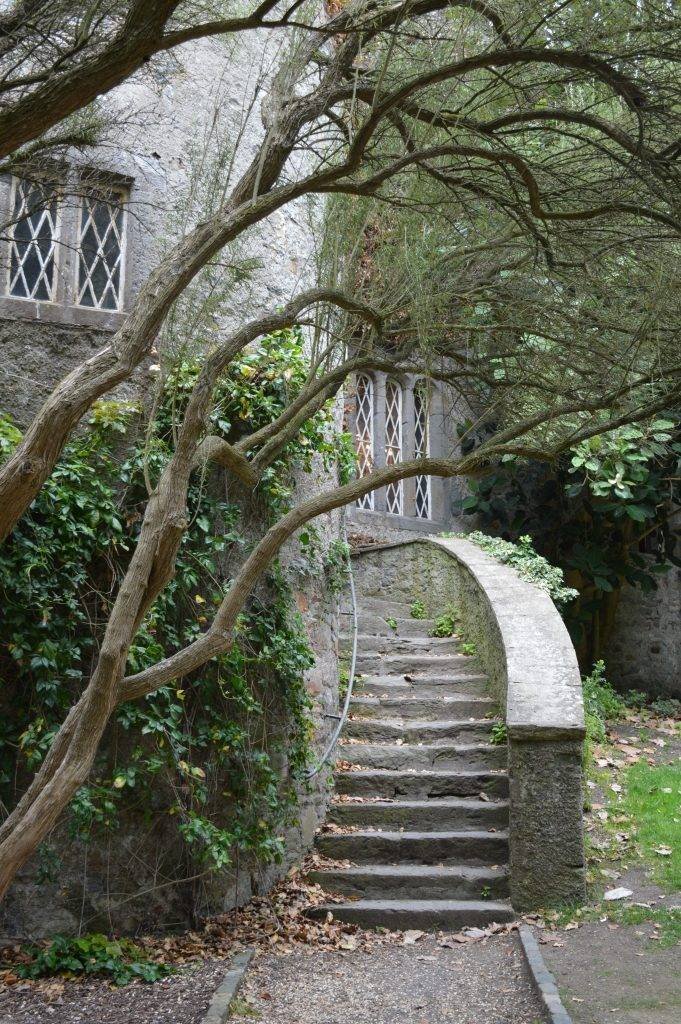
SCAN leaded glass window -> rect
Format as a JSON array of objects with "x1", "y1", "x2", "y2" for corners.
[
  {"x1": 355, "y1": 374, "x2": 374, "y2": 510},
  {"x1": 385, "y1": 379, "x2": 403, "y2": 515},
  {"x1": 76, "y1": 188, "x2": 126, "y2": 310},
  {"x1": 8, "y1": 179, "x2": 59, "y2": 301},
  {"x1": 414, "y1": 381, "x2": 431, "y2": 519}
]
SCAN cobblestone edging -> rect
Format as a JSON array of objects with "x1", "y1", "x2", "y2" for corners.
[
  {"x1": 518, "y1": 926, "x2": 573, "y2": 1024},
  {"x1": 202, "y1": 949, "x2": 255, "y2": 1024}
]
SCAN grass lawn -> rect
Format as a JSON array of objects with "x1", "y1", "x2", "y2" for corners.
[{"x1": 618, "y1": 761, "x2": 681, "y2": 890}]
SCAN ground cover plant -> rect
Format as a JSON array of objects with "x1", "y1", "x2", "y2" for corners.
[{"x1": 11, "y1": 934, "x2": 173, "y2": 986}]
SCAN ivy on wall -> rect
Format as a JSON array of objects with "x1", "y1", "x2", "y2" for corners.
[{"x1": 0, "y1": 328, "x2": 350, "y2": 890}]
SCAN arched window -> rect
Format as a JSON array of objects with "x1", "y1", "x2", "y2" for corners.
[
  {"x1": 385, "y1": 378, "x2": 403, "y2": 515},
  {"x1": 354, "y1": 374, "x2": 374, "y2": 510},
  {"x1": 413, "y1": 381, "x2": 431, "y2": 519}
]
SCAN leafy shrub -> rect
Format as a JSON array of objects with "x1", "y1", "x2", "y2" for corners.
[
  {"x1": 463, "y1": 532, "x2": 579, "y2": 609},
  {"x1": 14, "y1": 933, "x2": 173, "y2": 986},
  {"x1": 582, "y1": 661, "x2": 626, "y2": 746},
  {"x1": 459, "y1": 641, "x2": 477, "y2": 656},
  {"x1": 650, "y1": 697, "x2": 681, "y2": 719},
  {"x1": 410, "y1": 599, "x2": 427, "y2": 619}
]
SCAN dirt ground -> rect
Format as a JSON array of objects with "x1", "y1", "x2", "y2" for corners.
[
  {"x1": 541, "y1": 881, "x2": 681, "y2": 1024},
  {"x1": 0, "y1": 958, "x2": 228, "y2": 1024}
]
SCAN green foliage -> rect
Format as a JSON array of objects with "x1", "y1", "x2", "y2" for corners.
[
  {"x1": 582, "y1": 661, "x2": 626, "y2": 747},
  {"x1": 459, "y1": 641, "x2": 477, "y2": 656},
  {"x1": 489, "y1": 722, "x2": 507, "y2": 746},
  {"x1": 0, "y1": 328, "x2": 348, "y2": 881},
  {"x1": 617, "y1": 762, "x2": 681, "y2": 891},
  {"x1": 13, "y1": 933, "x2": 173, "y2": 986},
  {"x1": 569, "y1": 420, "x2": 678, "y2": 510},
  {"x1": 455, "y1": 416, "x2": 680, "y2": 659},
  {"x1": 463, "y1": 532, "x2": 579, "y2": 610},
  {"x1": 410, "y1": 599, "x2": 427, "y2": 619},
  {"x1": 429, "y1": 606, "x2": 460, "y2": 638},
  {"x1": 323, "y1": 539, "x2": 350, "y2": 596},
  {"x1": 650, "y1": 697, "x2": 681, "y2": 720},
  {"x1": 386, "y1": 616, "x2": 398, "y2": 632}
]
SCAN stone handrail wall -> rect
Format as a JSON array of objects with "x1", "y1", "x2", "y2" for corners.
[{"x1": 350, "y1": 537, "x2": 586, "y2": 911}]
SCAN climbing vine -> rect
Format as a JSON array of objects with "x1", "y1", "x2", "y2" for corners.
[{"x1": 0, "y1": 328, "x2": 346, "y2": 892}]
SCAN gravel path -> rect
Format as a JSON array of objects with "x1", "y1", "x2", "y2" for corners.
[
  {"x1": 0, "y1": 959, "x2": 228, "y2": 1024},
  {"x1": 237, "y1": 935, "x2": 544, "y2": 1024}
]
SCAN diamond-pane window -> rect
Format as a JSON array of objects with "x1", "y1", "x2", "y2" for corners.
[
  {"x1": 355, "y1": 374, "x2": 374, "y2": 510},
  {"x1": 77, "y1": 189, "x2": 125, "y2": 310},
  {"x1": 385, "y1": 379, "x2": 403, "y2": 515},
  {"x1": 414, "y1": 381, "x2": 431, "y2": 519},
  {"x1": 8, "y1": 179, "x2": 59, "y2": 301}
]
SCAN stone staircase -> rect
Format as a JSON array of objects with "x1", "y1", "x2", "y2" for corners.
[{"x1": 307, "y1": 595, "x2": 514, "y2": 931}]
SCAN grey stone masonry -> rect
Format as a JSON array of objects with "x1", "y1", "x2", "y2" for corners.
[
  {"x1": 344, "y1": 539, "x2": 586, "y2": 912},
  {"x1": 308, "y1": 592, "x2": 513, "y2": 931}
]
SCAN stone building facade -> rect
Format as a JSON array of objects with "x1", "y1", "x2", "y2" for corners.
[{"x1": 605, "y1": 562, "x2": 681, "y2": 699}]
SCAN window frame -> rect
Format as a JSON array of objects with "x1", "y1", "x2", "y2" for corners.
[
  {"x1": 384, "y1": 377, "x2": 404, "y2": 516},
  {"x1": 0, "y1": 166, "x2": 134, "y2": 330},
  {"x1": 354, "y1": 372, "x2": 375, "y2": 510},
  {"x1": 74, "y1": 181, "x2": 129, "y2": 313},
  {"x1": 413, "y1": 379, "x2": 432, "y2": 520},
  {"x1": 6, "y1": 175, "x2": 63, "y2": 304}
]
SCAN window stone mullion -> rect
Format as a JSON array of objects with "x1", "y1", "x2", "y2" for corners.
[
  {"x1": 372, "y1": 371, "x2": 388, "y2": 512},
  {"x1": 402, "y1": 375, "x2": 417, "y2": 517}
]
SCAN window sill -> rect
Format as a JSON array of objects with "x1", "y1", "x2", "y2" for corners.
[
  {"x1": 348, "y1": 507, "x2": 445, "y2": 534},
  {"x1": 0, "y1": 295, "x2": 126, "y2": 332}
]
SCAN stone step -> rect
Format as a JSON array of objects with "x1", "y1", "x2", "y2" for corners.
[
  {"x1": 355, "y1": 674, "x2": 489, "y2": 698},
  {"x1": 337, "y1": 741, "x2": 506, "y2": 771},
  {"x1": 341, "y1": 612, "x2": 436, "y2": 638},
  {"x1": 307, "y1": 898, "x2": 513, "y2": 930},
  {"x1": 307, "y1": 863, "x2": 510, "y2": 900},
  {"x1": 342, "y1": 596, "x2": 415, "y2": 619},
  {"x1": 355, "y1": 652, "x2": 481, "y2": 675},
  {"x1": 328, "y1": 797, "x2": 509, "y2": 830},
  {"x1": 345, "y1": 717, "x2": 496, "y2": 743},
  {"x1": 340, "y1": 635, "x2": 461, "y2": 657},
  {"x1": 315, "y1": 829, "x2": 509, "y2": 865},
  {"x1": 349, "y1": 695, "x2": 496, "y2": 720},
  {"x1": 334, "y1": 768, "x2": 509, "y2": 800}
]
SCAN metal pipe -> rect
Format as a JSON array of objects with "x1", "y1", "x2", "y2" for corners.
[{"x1": 305, "y1": 524, "x2": 358, "y2": 779}]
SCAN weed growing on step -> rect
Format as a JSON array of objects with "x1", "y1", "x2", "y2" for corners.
[
  {"x1": 490, "y1": 722, "x2": 508, "y2": 746},
  {"x1": 429, "y1": 606, "x2": 460, "y2": 638},
  {"x1": 410, "y1": 599, "x2": 427, "y2": 619},
  {"x1": 459, "y1": 640, "x2": 478, "y2": 656},
  {"x1": 12, "y1": 934, "x2": 173, "y2": 986},
  {"x1": 386, "y1": 616, "x2": 398, "y2": 632}
]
